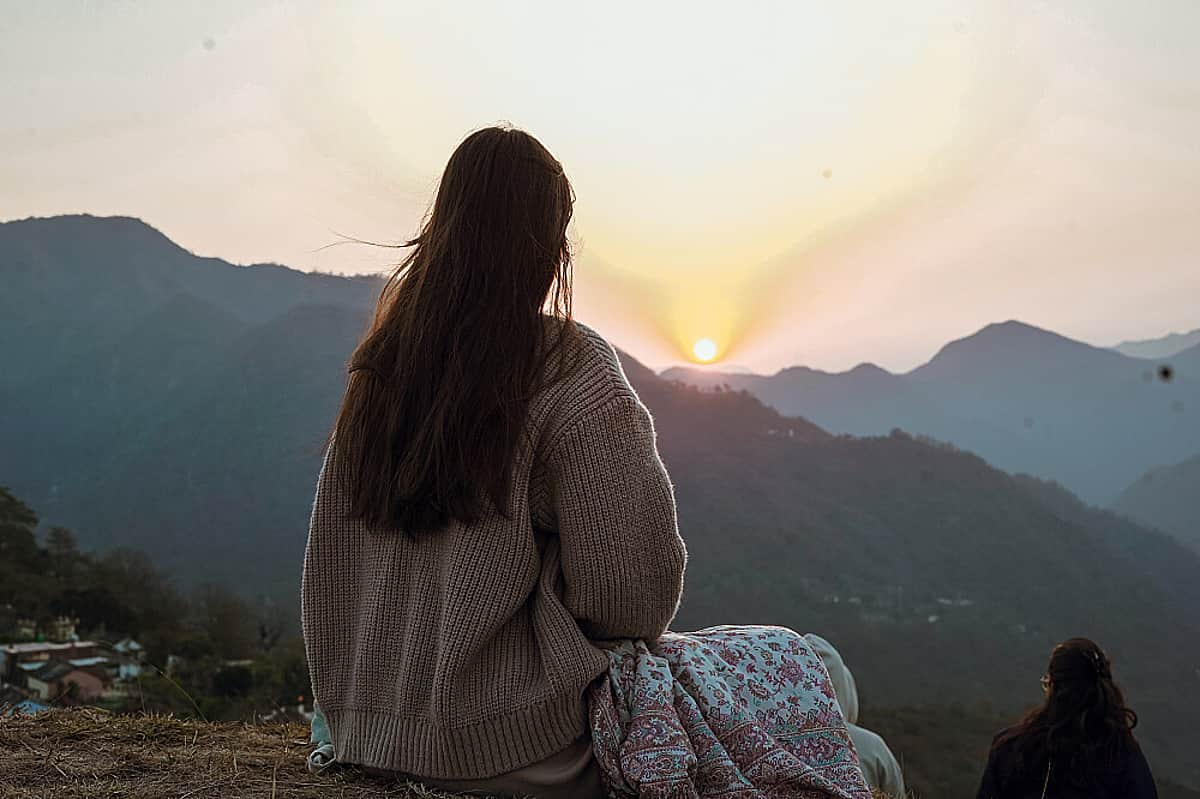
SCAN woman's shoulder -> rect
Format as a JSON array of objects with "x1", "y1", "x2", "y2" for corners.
[
  {"x1": 553, "y1": 317, "x2": 620, "y2": 366},
  {"x1": 533, "y1": 318, "x2": 645, "y2": 441},
  {"x1": 990, "y1": 726, "x2": 1017, "y2": 745},
  {"x1": 544, "y1": 318, "x2": 637, "y2": 396},
  {"x1": 981, "y1": 727, "x2": 1024, "y2": 776}
]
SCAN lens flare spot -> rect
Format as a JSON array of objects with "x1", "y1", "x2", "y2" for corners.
[{"x1": 692, "y1": 338, "x2": 718, "y2": 362}]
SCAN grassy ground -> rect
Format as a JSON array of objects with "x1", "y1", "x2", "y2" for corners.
[
  {"x1": 0, "y1": 707, "x2": 904, "y2": 799},
  {"x1": 0, "y1": 707, "x2": 473, "y2": 799},
  {"x1": 5, "y1": 705, "x2": 1192, "y2": 798}
]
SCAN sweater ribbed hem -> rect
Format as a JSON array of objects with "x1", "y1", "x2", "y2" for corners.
[{"x1": 324, "y1": 692, "x2": 591, "y2": 779}]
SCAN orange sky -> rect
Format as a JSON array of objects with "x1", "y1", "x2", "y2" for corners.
[{"x1": 3, "y1": 2, "x2": 1198, "y2": 372}]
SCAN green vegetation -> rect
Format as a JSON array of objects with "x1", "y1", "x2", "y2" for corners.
[
  {"x1": 0, "y1": 486, "x2": 309, "y2": 722},
  {"x1": 1115, "y1": 453, "x2": 1200, "y2": 553}
]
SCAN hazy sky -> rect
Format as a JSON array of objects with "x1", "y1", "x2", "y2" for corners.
[{"x1": 3, "y1": 1, "x2": 1198, "y2": 372}]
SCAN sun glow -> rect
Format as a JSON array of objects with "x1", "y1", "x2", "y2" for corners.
[
  {"x1": 303, "y1": 2, "x2": 986, "y2": 366},
  {"x1": 692, "y1": 338, "x2": 718, "y2": 363}
]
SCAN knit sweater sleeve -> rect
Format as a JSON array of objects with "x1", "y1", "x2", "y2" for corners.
[{"x1": 546, "y1": 394, "x2": 687, "y2": 642}]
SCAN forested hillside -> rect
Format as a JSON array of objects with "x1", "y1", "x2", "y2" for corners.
[
  {"x1": 1114, "y1": 454, "x2": 1200, "y2": 552},
  {"x1": 665, "y1": 321, "x2": 1199, "y2": 505}
]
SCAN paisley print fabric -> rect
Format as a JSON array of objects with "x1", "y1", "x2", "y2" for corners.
[{"x1": 587, "y1": 625, "x2": 872, "y2": 799}]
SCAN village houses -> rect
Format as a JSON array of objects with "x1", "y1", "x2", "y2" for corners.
[{"x1": 0, "y1": 616, "x2": 146, "y2": 712}]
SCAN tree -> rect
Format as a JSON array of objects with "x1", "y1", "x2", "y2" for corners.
[
  {"x1": 45, "y1": 526, "x2": 78, "y2": 559},
  {"x1": 0, "y1": 486, "x2": 40, "y2": 564},
  {"x1": 250, "y1": 637, "x2": 311, "y2": 708},
  {"x1": 0, "y1": 486, "x2": 45, "y2": 615},
  {"x1": 195, "y1": 585, "x2": 257, "y2": 660},
  {"x1": 50, "y1": 587, "x2": 136, "y2": 636},
  {"x1": 256, "y1": 599, "x2": 289, "y2": 652},
  {"x1": 90, "y1": 547, "x2": 188, "y2": 659},
  {"x1": 46, "y1": 526, "x2": 81, "y2": 587},
  {"x1": 213, "y1": 665, "x2": 253, "y2": 698}
]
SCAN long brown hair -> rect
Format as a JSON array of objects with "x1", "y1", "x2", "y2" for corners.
[
  {"x1": 993, "y1": 638, "x2": 1138, "y2": 790},
  {"x1": 331, "y1": 126, "x2": 579, "y2": 535}
]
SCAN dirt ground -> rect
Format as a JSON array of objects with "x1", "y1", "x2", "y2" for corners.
[{"x1": 0, "y1": 706, "x2": 474, "y2": 799}]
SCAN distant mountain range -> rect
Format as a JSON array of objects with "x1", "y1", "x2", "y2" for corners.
[
  {"x1": 664, "y1": 320, "x2": 1200, "y2": 508},
  {"x1": 2, "y1": 214, "x2": 1199, "y2": 788},
  {"x1": 1114, "y1": 454, "x2": 1200, "y2": 553},
  {"x1": 1113, "y1": 328, "x2": 1200, "y2": 359}
]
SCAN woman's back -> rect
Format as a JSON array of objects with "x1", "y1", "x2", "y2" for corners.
[
  {"x1": 977, "y1": 728, "x2": 1156, "y2": 799},
  {"x1": 975, "y1": 638, "x2": 1157, "y2": 799},
  {"x1": 301, "y1": 125, "x2": 873, "y2": 799},
  {"x1": 302, "y1": 127, "x2": 686, "y2": 780},
  {"x1": 301, "y1": 320, "x2": 687, "y2": 780}
]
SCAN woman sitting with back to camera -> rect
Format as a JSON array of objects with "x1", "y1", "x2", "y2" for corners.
[
  {"x1": 976, "y1": 637, "x2": 1157, "y2": 799},
  {"x1": 302, "y1": 125, "x2": 868, "y2": 799}
]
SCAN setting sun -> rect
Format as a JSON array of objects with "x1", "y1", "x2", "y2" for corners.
[{"x1": 692, "y1": 338, "x2": 718, "y2": 362}]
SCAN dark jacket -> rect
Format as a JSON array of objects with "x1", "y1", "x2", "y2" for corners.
[{"x1": 976, "y1": 729, "x2": 1157, "y2": 799}]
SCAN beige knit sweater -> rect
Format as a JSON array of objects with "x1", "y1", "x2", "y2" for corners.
[{"x1": 301, "y1": 322, "x2": 688, "y2": 779}]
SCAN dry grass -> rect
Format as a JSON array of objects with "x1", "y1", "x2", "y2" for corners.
[
  {"x1": 0, "y1": 707, "x2": 902, "y2": 799},
  {"x1": 0, "y1": 707, "x2": 481, "y2": 799}
]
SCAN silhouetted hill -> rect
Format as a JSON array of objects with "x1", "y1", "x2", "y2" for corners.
[
  {"x1": 913, "y1": 320, "x2": 1125, "y2": 380},
  {"x1": 0, "y1": 214, "x2": 375, "y2": 390},
  {"x1": 666, "y1": 320, "x2": 1199, "y2": 504},
  {"x1": 1174, "y1": 340, "x2": 1200, "y2": 372},
  {"x1": 2, "y1": 215, "x2": 1199, "y2": 788},
  {"x1": 1113, "y1": 453, "x2": 1200, "y2": 553},
  {"x1": 1114, "y1": 327, "x2": 1200, "y2": 359}
]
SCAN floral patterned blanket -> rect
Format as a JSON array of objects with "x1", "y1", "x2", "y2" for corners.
[{"x1": 587, "y1": 626, "x2": 872, "y2": 799}]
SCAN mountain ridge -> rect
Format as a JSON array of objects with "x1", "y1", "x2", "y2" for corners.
[
  {"x1": 667, "y1": 319, "x2": 1171, "y2": 384},
  {"x1": 1114, "y1": 327, "x2": 1200, "y2": 359},
  {"x1": 1113, "y1": 453, "x2": 1200, "y2": 552},
  {"x1": 666, "y1": 320, "x2": 1199, "y2": 504}
]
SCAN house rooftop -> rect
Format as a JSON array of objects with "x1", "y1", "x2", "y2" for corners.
[
  {"x1": 2, "y1": 641, "x2": 100, "y2": 655},
  {"x1": 67, "y1": 657, "x2": 109, "y2": 668},
  {"x1": 3, "y1": 699, "x2": 50, "y2": 718},
  {"x1": 29, "y1": 660, "x2": 77, "y2": 682}
]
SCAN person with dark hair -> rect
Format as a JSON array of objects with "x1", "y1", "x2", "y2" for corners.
[
  {"x1": 976, "y1": 637, "x2": 1158, "y2": 799},
  {"x1": 302, "y1": 125, "x2": 678, "y2": 797},
  {"x1": 301, "y1": 126, "x2": 870, "y2": 799}
]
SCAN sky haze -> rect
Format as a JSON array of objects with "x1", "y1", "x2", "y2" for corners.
[{"x1": 3, "y1": 1, "x2": 1198, "y2": 371}]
